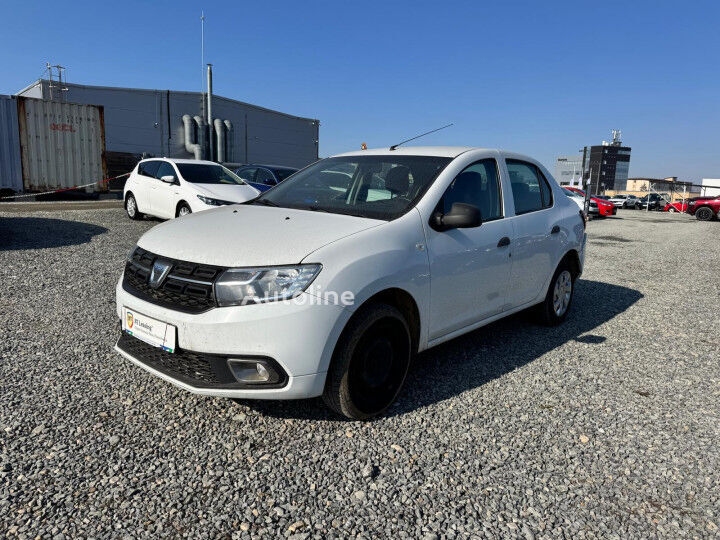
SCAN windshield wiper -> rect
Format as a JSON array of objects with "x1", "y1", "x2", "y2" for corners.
[{"x1": 306, "y1": 205, "x2": 330, "y2": 213}]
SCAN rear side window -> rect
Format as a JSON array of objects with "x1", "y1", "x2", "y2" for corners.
[
  {"x1": 138, "y1": 160, "x2": 161, "y2": 178},
  {"x1": 236, "y1": 167, "x2": 256, "y2": 182},
  {"x1": 440, "y1": 159, "x2": 503, "y2": 221},
  {"x1": 507, "y1": 160, "x2": 553, "y2": 214}
]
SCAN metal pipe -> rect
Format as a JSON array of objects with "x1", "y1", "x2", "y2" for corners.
[
  {"x1": 223, "y1": 119, "x2": 233, "y2": 162},
  {"x1": 194, "y1": 115, "x2": 205, "y2": 159},
  {"x1": 214, "y1": 119, "x2": 225, "y2": 163},
  {"x1": 206, "y1": 64, "x2": 213, "y2": 161},
  {"x1": 182, "y1": 114, "x2": 202, "y2": 160}
]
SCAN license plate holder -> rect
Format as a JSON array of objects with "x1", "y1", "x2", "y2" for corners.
[{"x1": 121, "y1": 307, "x2": 176, "y2": 353}]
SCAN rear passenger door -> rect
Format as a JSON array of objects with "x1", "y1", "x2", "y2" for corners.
[
  {"x1": 425, "y1": 159, "x2": 514, "y2": 340},
  {"x1": 504, "y1": 159, "x2": 559, "y2": 307},
  {"x1": 134, "y1": 160, "x2": 161, "y2": 214}
]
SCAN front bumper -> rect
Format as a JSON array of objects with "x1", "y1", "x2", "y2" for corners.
[{"x1": 115, "y1": 278, "x2": 349, "y2": 399}]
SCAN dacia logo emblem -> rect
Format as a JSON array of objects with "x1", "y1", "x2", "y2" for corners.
[{"x1": 149, "y1": 259, "x2": 172, "y2": 289}]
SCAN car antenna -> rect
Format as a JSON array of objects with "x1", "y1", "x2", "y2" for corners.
[{"x1": 389, "y1": 123, "x2": 454, "y2": 151}]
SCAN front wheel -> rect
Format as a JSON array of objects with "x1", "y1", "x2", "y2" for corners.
[
  {"x1": 668, "y1": 207, "x2": 677, "y2": 213},
  {"x1": 177, "y1": 203, "x2": 192, "y2": 217},
  {"x1": 696, "y1": 207, "x2": 714, "y2": 221},
  {"x1": 538, "y1": 262, "x2": 575, "y2": 326},
  {"x1": 323, "y1": 303, "x2": 411, "y2": 420}
]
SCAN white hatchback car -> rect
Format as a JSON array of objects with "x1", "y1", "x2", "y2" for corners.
[
  {"x1": 123, "y1": 158, "x2": 259, "y2": 220},
  {"x1": 115, "y1": 147, "x2": 586, "y2": 419}
]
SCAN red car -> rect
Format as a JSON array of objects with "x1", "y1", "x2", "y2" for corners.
[
  {"x1": 564, "y1": 187, "x2": 616, "y2": 216},
  {"x1": 688, "y1": 195, "x2": 720, "y2": 221},
  {"x1": 664, "y1": 201, "x2": 688, "y2": 213}
]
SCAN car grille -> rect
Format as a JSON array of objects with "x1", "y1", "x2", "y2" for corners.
[
  {"x1": 122, "y1": 247, "x2": 226, "y2": 313},
  {"x1": 116, "y1": 332, "x2": 288, "y2": 390}
]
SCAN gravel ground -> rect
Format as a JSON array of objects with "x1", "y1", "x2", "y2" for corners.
[{"x1": 0, "y1": 208, "x2": 718, "y2": 538}]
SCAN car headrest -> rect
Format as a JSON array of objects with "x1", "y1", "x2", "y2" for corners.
[{"x1": 385, "y1": 166, "x2": 411, "y2": 195}]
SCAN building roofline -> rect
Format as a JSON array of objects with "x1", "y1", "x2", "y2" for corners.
[{"x1": 15, "y1": 79, "x2": 319, "y2": 124}]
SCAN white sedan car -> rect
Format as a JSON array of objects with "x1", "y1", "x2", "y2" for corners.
[
  {"x1": 115, "y1": 147, "x2": 586, "y2": 419},
  {"x1": 124, "y1": 158, "x2": 259, "y2": 220}
]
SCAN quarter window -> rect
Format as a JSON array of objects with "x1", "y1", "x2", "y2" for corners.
[
  {"x1": 138, "y1": 160, "x2": 161, "y2": 179},
  {"x1": 507, "y1": 160, "x2": 553, "y2": 214},
  {"x1": 439, "y1": 159, "x2": 503, "y2": 221}
]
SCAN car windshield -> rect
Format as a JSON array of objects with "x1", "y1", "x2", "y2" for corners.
[
  {"x1": 176, "y1": 163, "x2": 247, "y2": 185},
  {"x1": 252, "y1": 155, "x2": 453, "y2": 220},
  {"x1": 563, "y1": 188, "x2": 582, "y2": 198}
]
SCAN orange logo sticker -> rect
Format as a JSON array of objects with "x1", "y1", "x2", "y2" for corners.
[{"x1": 126, "y1": 312, "x2": 134, "y2": 329}]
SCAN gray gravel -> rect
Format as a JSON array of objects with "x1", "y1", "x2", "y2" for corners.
[{"x1": 0, "y1": 208, "x2": 718, "y2": 538}]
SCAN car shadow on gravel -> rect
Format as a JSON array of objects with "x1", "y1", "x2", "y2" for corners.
[
  {"x1": 240, "y1": 279, "x2": 642, "y2": 421},
  {"x1": 0, "y1": 217, "x2": 108, "y2": 250}
]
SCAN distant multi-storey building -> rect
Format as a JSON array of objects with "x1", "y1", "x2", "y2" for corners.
[
  {"x1": 582, "y1": 130, "x2": 631, "y2": 194},
  {"x1": 554, "y1": 155, "x2": 584, "y2": 187}
]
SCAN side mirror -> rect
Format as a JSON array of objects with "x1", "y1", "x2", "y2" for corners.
[
  {"x1": 160, "y1": 175, "x2": 175, "y2": 184},
  {"x1": 433, "y1": 202, "x2": 482, "y2": 231}
]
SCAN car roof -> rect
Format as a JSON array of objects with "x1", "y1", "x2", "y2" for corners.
[
  {"x1": 239, "y1": 164, "x2": 298, "y2": 170},
  {"x1": 334, "y1": 146, "x2": 481, "y2": 158},
  {"x1": 139, "y1": 158, "x2": 219, "y2": 165}
]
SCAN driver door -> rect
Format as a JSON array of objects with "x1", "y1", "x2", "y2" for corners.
[
  {"x1": 152, "y1": 161, "x2": 181, "y2": 218},
  {"x1": 425, "y1": 159, "x2": 514, "y2": 340}
]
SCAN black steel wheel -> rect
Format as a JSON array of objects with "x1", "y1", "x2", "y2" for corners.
[{"x1": 323, "y1": 303, "x2": 411, "y2": 420}]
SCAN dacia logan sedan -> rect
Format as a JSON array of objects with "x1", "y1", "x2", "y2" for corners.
[{"x1": 115, "y1": 147, "x2": 586, "y2": 419}]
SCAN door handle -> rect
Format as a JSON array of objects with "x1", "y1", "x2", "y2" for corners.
[
  {"x1": 497, "y1": 236, "x2": 511, "y2": 247},
  {"x1": 550, "y1": 225, "x2": 560, "y2": 234}
]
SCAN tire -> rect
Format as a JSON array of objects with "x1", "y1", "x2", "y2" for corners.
[
  {"x1": 125, "y1": 194, "x2": 143, "y2": 220},
  {"x1": 695, "y1": 206, "x2": 714, "y2": 221},
  {"x1": 177, "y1": 202, "x2": 192, "y2": 217},
  {"x1": 537, "y1": 260, "x2": 575, "y2": 326},
  {"x1": 668, "y1": 207, "x2": 677, "y2": 212},
  {"x1": 323, "y1": 303, "x2": 411, "y2": 420}
]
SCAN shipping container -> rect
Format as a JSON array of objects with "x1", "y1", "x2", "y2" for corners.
[
  {"x1": 17, "y1": 80, "x2": 319, "y2": 171},
  {"x1": 0, "y1": 95, "x2": 22, "y2": 193},
  {"x1": 17, "y1": 96, "x2": 107, "y2": 192}
]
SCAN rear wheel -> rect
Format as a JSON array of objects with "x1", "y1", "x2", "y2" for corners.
[
  {"x1": 696, "y1": 206, "x2": 714, "y2": 221},
  {"x1": 668, "y1": 207, "x2": 677, "y2": 213},
  {"x1": 125, "y1": 194, "x2": 143, "y2": 220},
  {"x1": 538, "y1": 261, "x2": 575, "y2": 326},
  {"x1": 323, "y1": 303, "x2": 411, "y2": 420}
]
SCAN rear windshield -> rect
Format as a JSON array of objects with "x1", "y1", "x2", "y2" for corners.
[{"x1": 176, "y1": 163, "x2": 247, "y2": 185}]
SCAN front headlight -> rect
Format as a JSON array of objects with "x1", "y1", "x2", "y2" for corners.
[
  {"x1": 197, "y1": 195, "x2": 232, "y2": 206},
  {"x1": 215, "y1": 264, "x2": 322, "y2": 306}
]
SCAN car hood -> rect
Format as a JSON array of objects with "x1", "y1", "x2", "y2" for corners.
[
  {"x1": 137, "y1": 205, "x2": 384, "y2": 267},
  {"x1": 190, "y1": 182, "x2": 260, "y2": 202}
]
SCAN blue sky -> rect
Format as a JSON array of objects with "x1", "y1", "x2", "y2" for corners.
[{"x1": 2, "y1": 0, "x2": 719, "y2": 181}]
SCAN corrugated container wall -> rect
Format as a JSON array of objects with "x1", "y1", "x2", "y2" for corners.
[
  {"x1": 17, "y1": 97, "x2": 107, "y2": 192},
  {"x1": 17, "y1": 80, "x2": 319, "y2": 171},
  {"x1": 0, "y1": 95, "x2": 23, "y2": 192}
]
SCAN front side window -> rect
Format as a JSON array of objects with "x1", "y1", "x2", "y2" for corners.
[
  {"x1": 155, "y1": 162, "x2": 176, "y2": 181},
  {"x1": 439, "y1": 159, "x2": 502, "y2": 221},
  {"x1": 176, "y1": 164, "x2": 247, "y2": 185},
  {"x1": 507, "y1": 160, "x2": 553, "y2": 214},
  {"x1": 138, "y1": 160, "x2": 161, "y2": 179},
  {"x1": 253, "y1": 155, "x2": 452, "y2": 220}
]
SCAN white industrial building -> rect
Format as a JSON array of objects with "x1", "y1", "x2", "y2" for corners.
[
  {"x1": 700, "y1": 178, "x2": 720, "y2": 197},
  {"x1": 554, "y1": 155, "x2": 584, "y2": 187}
]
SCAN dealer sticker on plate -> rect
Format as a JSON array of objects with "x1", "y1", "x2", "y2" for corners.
[{"x1": 122, "y1": 307, "x2": 176, "y2": 353}]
